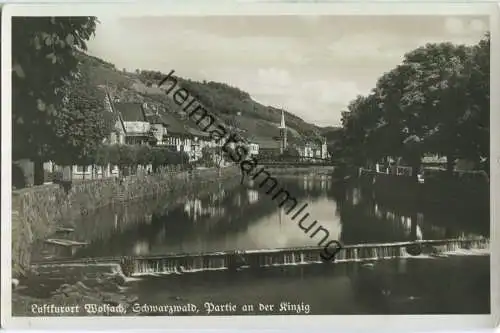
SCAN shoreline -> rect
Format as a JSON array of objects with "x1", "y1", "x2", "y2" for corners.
[{"x1": 12, "y1": 166, "x2": 241, "y2": 277}]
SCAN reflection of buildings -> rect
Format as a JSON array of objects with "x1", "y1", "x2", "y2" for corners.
[
  {"x1": 247, "y1": 189, "x2": 259, "y2": 204},
  {"x1": 133, "y1": 240, "x2": 150, "y2": 255},
  {"x1": 183, "y1": 198, "x2": 226, "y2": 222}
]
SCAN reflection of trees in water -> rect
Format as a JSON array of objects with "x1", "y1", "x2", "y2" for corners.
[
  {"x1": 338, "y1": 185, "x2": 416, "y2": 245},
  {"x1": 335, "y1": 180, "x2": 487, "y2": 245},
  {"x1": 70, "y1": 195, "x2": 167, "y2": 244}
]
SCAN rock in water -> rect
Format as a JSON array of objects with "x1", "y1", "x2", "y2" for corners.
[
  {"x1": 405, "y1": 243, "x2": 422, "y2": 256},
  {"x1": 228, "y1": 251, "x2": 246, "y2": 271},
  {"x1": 120, "y1": 257, "x2": 134, "y2": 277}
]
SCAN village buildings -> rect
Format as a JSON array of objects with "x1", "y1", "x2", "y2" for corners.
[
  {"x1": 36, "y1": 86, "x2": 331, "y2": 184},
  {"x1": 252, "y1": 110, "x2": 328, "y2": 161}
]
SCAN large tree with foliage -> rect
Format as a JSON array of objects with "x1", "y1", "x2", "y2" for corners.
[
  {"x1": 12, "y1": 17, "x2": 99, "y2": 185},
  {"x1": 51, "y1": 63, "x2": 115, "y2": 167},
  {"x1": 466, "y1": 33, "x2": 490, "y2": 172},
  {"x1": 400, "y1": 42, "x2": 476, "y2": 174},
  {"x1": 339, "y1": 35, "x2": 490, "y2": 180}
]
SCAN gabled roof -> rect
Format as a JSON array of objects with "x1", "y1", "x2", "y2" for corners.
[
  {"x1": 147, "y1": 110, "x2": 212, "y2": 138},
  {"x1": 114, "y1": 102, "x2": 147, "y2": 122},
  {"x1": 102, "y1": 88, "x2": 126, "y2": 134},
  {"x1": 156, "y1": 111, "x2": 190, "y2": 136}
]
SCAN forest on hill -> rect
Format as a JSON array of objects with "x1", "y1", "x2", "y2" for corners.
[{"x1": 76, "y1": 53, "x2": 326, "y2": 144}]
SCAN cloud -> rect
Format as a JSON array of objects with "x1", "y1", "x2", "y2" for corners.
[
  {"x1": 88, "y1": 15, "x2": 489, "y2": 127},
  {"x1": 444, "y1": 17, "x2": 488, "y2": 35},
  {"x1": 444, "y1": 17, "x2": 466, "y2": 35},
  {"x1": 469, "y1": 19, "x2": 488, "y2": 32},
  {"x1": 327, "y1": 33, "x2": 407, "y2": 62},
  {"x1": 257, "y1": 68, "x2": 293, "y2": 88},
  {"x1": 300, "y1": 80, "x2": 362, "y2": 105}
]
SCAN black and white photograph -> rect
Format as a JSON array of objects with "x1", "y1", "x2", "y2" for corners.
[{"x1": 1, "y1": 2, "x2": 498, "y2": 330}]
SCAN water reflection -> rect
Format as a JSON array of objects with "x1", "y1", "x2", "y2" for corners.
[{"x1": 40, "y1": 176, "x2": 488, "y2": 261}]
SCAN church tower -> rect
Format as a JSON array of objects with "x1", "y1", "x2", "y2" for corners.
[{"x1": 278, "y1": 110, "x2": 287, "y2": 154}]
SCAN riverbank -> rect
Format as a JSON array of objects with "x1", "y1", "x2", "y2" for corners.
[
  {"x1": 263, "y1": 165, "x2": 335, "y2": 176},
  {"x1": 12, "y1": 166, "x2": 240, "y2": 277}
]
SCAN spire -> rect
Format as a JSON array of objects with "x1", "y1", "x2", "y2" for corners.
[{"x1": 279, "y1": 110, "x2": 286, "y2": 129}]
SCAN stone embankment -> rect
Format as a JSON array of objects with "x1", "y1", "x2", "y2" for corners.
[{"x1": 12, "y1": 167, "x2": 240, "y2": 277}]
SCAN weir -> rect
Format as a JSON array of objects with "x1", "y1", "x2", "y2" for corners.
[{"x1": 32, "y1": 238, "x2": 489, "y2": 277}]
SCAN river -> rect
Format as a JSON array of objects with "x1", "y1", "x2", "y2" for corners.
[{"x1": 29, "y1": 174, "x2": 490, "y2": 315}]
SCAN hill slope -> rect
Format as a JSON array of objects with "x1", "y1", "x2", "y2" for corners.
[{"x1": 79, "y1": 52, "x2": 325, "y2": 144}]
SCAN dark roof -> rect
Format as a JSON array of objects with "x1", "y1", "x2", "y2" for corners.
[
  {"x1": 253, "y1": 138, "x2": 281, "y2": 149},
  {"x1": 147, "y1": 110, "x2": 211, "y2": 138},
  {"x1": 114, "y1": 102, "x2": 147, "y2": 122},
  {"x1": 145, "y1": 114, "x2": 164, "y2": 125},
  {"x1": 157, "y1": 112, "x2": 190, "y2": 136},
  {"x1": 104, "y1": 92, "x2": 127, "y2": 133}
]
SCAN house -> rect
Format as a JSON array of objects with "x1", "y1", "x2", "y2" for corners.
[
  {"x1": 298, "y1": 138, "x2": 328, "y2": 161},
  {"x1": 61, "y1": 88, "x2": 128, "y2": 180},
  {"x1": 145, "y1": 112, "x2": 169, "y2": 146},
  {"x1": 114, "y1": 102, "x2": 153, "y2": 145},
  {"x1": 253, "y1": 138, "x2": 282, "y2": 157},
  {"x1": 248, "y1": 142, "x2": 259, "y2": 156},
  {"x1": 148, "y1": 110, "x2": 212, "y2": 162},
  {"x1": 186, "y1": 127, "x2": 211, "y2": 162},
  {"x1": 103, "y1": 91, "x2": 127, "y2": 146}
]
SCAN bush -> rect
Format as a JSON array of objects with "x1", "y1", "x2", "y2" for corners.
[
  {"x1": 135, "y1": 145, "x2": 152, "y2": 166},
  {"x1": 94, "y1": 145, "x2": 110, "y2": 167},
  {"x1": 12, "y1": 163, "x2": 27, "y2": 189},
  {"x1": 90, "y1": 144, "x2": 191, "y2": 174}
]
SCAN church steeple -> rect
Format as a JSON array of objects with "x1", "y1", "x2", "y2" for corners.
[
  {"x1": 279, "y1": 110, "x2": 286, "y2": 129},
  {"x1": 279, "y1": 110, "x2": 287, "y2": 154}
]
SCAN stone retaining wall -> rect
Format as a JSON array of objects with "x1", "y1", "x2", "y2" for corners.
[{"x1": 11, "y1": 167, "x2": 240, "y2": 277}]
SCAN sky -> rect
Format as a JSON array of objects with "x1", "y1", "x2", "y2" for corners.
[{"x1": 86, "y1": 15, "x2": 489, "y2": 127}]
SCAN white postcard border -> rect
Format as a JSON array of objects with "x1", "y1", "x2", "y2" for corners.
[{"x1": 1, "y1": 1, "x2": 499, "y2": 331}]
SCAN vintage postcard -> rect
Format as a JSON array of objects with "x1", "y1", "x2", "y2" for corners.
[{"x1": 1, "y1": 1, "x2": 499, "y2": 331}]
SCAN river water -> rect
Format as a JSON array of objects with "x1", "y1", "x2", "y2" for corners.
[
  {"x1": 38, "y1": 175, "x2": 489, "y2": 260},
  {"x1": 31, "y1": 174, "x2": 490, "y2": 315}
]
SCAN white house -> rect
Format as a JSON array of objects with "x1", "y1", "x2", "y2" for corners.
[{"x1": 248, "y1": 142, "x2": 259, "y2": 156}]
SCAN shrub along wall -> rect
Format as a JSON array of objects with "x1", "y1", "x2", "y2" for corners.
[{"x1": 11, "y1": 166, "x2": 240, "y2": 277}]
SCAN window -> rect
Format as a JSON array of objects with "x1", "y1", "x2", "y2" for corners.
[{"x1": 76, "y1": 166, "x2": 88, "y2": 173}]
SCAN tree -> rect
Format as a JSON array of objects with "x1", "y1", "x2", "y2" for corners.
[
  {"x1": 12, "y1": 17, "x2": 98, "y2": 185},
  {"x1": 283, "y1": 147, "x2": 300, "y2": 157},
  {"x1": 50, "y1": 63, "x2": 115, "y2": 167},
  {"x1": 339, "y1": 93, "x2": 386, "y2": 166},
  {"x1": 201, "y1": 146, "x2": 225, "y2": 168},
  {"x1": 117, "y1": 145, "x2": 137, "y2": 176},
  {"x1": 107, "y1": 144, "x2": 121, "y2": 173},
  {"x1": 400, "y1": 42, "x2": 474, "y2": 174},
  {"x1": 466, "y1": 33, "x2": 490, "y2": 171},
  {"x1": 135, "y1": 145, "x2": 152, "y2": 172},
  {"x1": 94, "y1": 145, "x2": 110, "y2": 177},
  {"x1": 150, "y1": 148, "x2": 167, "y2": 172},
  {"x1": 338, "y1": 38, "x2": 489, "y2": 181}
]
